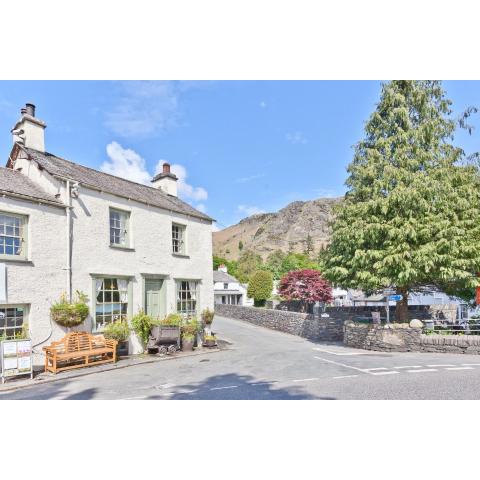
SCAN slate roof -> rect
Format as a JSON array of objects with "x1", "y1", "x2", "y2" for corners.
[
  {"x1": 213, "y1": 270, "x2": 240, "y2": 283},
  {"x1": 19, "y1": 146, "x2": 213, "y2": 222},
  {"x1": 0, "y1": 166, "x2": 64, "y2": 206}
]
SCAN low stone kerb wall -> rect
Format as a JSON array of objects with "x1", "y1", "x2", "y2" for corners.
[
  {"x1": 215, "y1": 304, "x2": 343, "y2": 342},
  {"x1": 344, "y1": 321, "x2": 480, "y2": 354}
]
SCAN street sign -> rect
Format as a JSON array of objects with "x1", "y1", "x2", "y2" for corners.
[{"x1": 388, "y1": 295, "x2": 402, "y2": 302}]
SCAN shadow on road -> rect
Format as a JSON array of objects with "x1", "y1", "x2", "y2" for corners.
[{"x1": 147, "y1": 373, "x2": 336, "y2": 400}]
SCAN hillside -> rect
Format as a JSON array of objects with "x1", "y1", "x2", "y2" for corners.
[{"x1": 213, "y1": 197, "x2": 342, "y2": 260}]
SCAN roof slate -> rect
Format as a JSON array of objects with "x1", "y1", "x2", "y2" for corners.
[
  {"x1": 213, "y1": 270, "x2": 240, "y2": 283},
  {"x1": 20, "y1": 146, "x2": 213, "y2": 222},
  {"x1": 0, "y1": 166, "x2": 64, "y2": 206}
]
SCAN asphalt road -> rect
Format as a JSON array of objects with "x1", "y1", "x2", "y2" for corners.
[{"x1": 3, "y1": 315, "x2": 480, "y2": 399}]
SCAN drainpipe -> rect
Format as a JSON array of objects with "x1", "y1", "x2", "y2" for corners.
[{"x1": 66, "y1": 180, "x2": 72, "y2": 302}]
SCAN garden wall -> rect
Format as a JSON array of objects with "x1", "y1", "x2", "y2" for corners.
[
  {"x1": 215, "y1": 304, "x2": 344, "y2": 342},
  {"x1": 344, "y1": 321, "x2": 480, "y2": 354}
]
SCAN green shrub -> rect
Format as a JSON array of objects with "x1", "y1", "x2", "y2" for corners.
[
  {"x1": 131, "y1": 310, "x2": 153, "y2": 344},
  {"x1": 247, "y1": 270, "x2": 273, "y2": 307},
  {"x1": 50, "y1": 291, "x2": 89, "y2": 328},
  {"x1": 103, "y1": 321, "x2": 130, "y2": 342},
  {"x1": 160, "y1": 313, "x2": 182, "y2": 326}
]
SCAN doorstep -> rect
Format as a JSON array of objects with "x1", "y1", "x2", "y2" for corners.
[{"x1": 0, "y1": 344, "x2": 225, "y2": 394}]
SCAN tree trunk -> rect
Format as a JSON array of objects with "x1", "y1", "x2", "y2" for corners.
[{"x1": 395, "y1": 288, "x2": 409, "y2": 323}]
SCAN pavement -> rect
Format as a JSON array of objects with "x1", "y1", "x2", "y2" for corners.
[{"x1": 2, "y1": 315, "x2": 480, "y2": 399}]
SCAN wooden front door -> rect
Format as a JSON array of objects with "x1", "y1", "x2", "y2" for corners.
[{"x1": 145, "y1": 279, "x2": 165, "y2": 320}]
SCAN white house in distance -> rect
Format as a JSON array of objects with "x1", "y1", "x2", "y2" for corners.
[
  {"x1": 213, "y1": 264, "x2": 253, "y2": 306},
  {"x1": 0, "y1": 103, "x2": 214, "y2": 360}
]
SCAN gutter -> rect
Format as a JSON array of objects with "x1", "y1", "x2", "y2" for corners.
[
  {"x1": 0, "y1": 190, "x2": 66, "y2": 209},
  {"x1": 66, "y1": 180, "x2": 72, "y2": 302}
]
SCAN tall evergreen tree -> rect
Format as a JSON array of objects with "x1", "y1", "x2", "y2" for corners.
[{"x1": 324, "y1": 80, "x2": 480, "y2": 321}]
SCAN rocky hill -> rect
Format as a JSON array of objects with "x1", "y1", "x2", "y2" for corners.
[{"x1": 213, "y1": 197, "x2": 342, "y2": 260}]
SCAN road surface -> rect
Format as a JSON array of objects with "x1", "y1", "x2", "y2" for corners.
[{"x1": 3, "y1": 315, "x2": 480, "y2": 399}]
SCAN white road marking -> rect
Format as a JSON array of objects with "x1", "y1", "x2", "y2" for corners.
[
  {"x1": 407, "y1": 369, "x2": 437, "y2": 373},
  {"x1": 333, "y1": 375, "x2": 359, "y2": 379},
  {"x1": 156, "y1": 383, "x2": 175, "y2": 390},
  {"x1": 251, "y1": 382, "x2": 278, "y2": 386},
  {"x1": 293, "y1": 378, "x2": 319, "y2": 383},
  {"x1": 313, "y1": 347, "x2": 383, "y2": 356},
  {"x1": 426, "y1": 364, "x2": 455, "y2": 368},
  {"x1": 123, "y1": 395, "x2": 147, "y2": 400},
  {"x1": 210, "y1": 385, "x2": 238, "y2": 391},
  {"x1": 462, "y1": 363, "x2": 480, "y2": 366},
  {"x1": 370, "y1": 371, "x2": 399, "y2": 376},
  {"x1": 446, "y1": 367, "x2": 474, "y2": 371},
  {"x1": 394, "y1": 366, "x2": 423, "y2": 369},
  {"x1": 314, "y1": 356, "x2": 370, "y2": 374},
  {"x1": 365, "y1": 367, "x2": 389, "y2": 371}
]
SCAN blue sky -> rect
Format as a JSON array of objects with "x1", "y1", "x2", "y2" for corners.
[{"x1": 1, "y1": 81, "x2": 479, "y2": 229}]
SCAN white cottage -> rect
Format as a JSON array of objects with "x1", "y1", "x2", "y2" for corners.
[
  {"x1": 213, "y1": 264, "x2": 252, "y2": 306},
  {"x1": 0, "y1": 103, "x2": 214, "y2": 360}
]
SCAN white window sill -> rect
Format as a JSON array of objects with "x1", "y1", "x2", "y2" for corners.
[
  {"x1": 109, "y1": 244, "x2": 135, "y2": 252},
  {"x1": 0, "y1": 257, "x2": 32, "y2": 265},
  {"x1": 172, "y1": 252, "x2": 190, "y2": 259}
]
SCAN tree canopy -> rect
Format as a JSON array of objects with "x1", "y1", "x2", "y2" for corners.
[
  {"x1": 324, "y1": 80, "x2": 480, "y2": 320},
  {"x1": 278, "y1": 269, "x2": 333, "y2": 310},
  {"x1": 247, "y1": 270, "x2": 274, "y2": 306}
]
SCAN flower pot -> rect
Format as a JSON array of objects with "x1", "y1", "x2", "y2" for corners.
[
  {"x1": 116, "y1": 341, "x2": 129, "y2": 357},
  {"x1": 182, "y1": 338, "x2": 194, "y2": 351}
]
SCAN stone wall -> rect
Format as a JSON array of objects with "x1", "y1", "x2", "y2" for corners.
[
  {"x1": 344, "y1": 321, "x2": 480, "y2": 354},
  {"x1": 215, "y1": 304, "x2": 344, "y2": 342}
]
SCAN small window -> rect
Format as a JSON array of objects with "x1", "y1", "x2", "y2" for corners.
[
  {"x1": 110, "y1": 209, "x2": 130, "y2": 247},
  {"x1": 0, "y1": 305, "x2": 26, "y2": 339},
  {"x1": 94, "y1": 277, "x2": 129, "y2": 331},
  {"x1": 176, "y1": 280, "x2": 198, "y2": 318},
  {"x1": 0, "y1": 212, "x2": 27, "y2": 260},
  {"x1": 172, "y1": 223, "x2": 186, "y2": 254},
  {"x1": 223, "y1": 283, "x2": 228, "y2": 290}
]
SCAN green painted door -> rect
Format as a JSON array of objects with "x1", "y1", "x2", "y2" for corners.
[{"x1": 145, "y1": 279, "x2": 165, "y2": 320}]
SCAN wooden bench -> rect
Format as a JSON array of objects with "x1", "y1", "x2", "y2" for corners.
[{"x1": 43, "y1": 332, "x2": 117, "y2": 374}]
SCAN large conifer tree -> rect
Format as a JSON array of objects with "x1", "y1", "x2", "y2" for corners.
[{"x1": 324, "y1": 80, "x2": 480, "y2": 321}]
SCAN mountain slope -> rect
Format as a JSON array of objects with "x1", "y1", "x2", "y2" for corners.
[{"x1": 213, "y1": 197, "x2": 342, "y2": 260}]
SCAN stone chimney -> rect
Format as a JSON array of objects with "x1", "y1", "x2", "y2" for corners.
[
  {"x1": 11, "y1": 103, "x2": 46, "y2": 152},
  {"x1": 218, "y1": 264, "x2": 228, "y2": 273},
  {"x1": 151, "y1": 162, "x2": 178, "y2": 196}
]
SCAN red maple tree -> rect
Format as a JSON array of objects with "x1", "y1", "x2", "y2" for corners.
[{"x1": 278, "y1": 269, "x2": 333, "y2": 310}]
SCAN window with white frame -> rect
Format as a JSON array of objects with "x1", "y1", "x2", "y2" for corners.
[
  {"x1": 172, "y1": 223, "x2": 186, "y2": 254},
  {"x1": 0, "y1": 305, "x2": 26, "y2": 339},
  {"x1": 223, "y1": 283, "x2": 228, "y2": 290},
  {"x1": 94, "y1": 278, "x2": 128, "y2": 331},
  {"x1": 0, "y1": 212, "x2": 26, "y2": 259},
  {"x1": 176, "y1": 280, "x2": 198, "y2": 317},
  {"x1": 110, "y1": 208, "x2": 130, "y2": 247}
]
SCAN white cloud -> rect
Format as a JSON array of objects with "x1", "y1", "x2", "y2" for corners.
[
  {"x1": 101, "y1": 141, "x2": 152, "y2": 185},
  {"x1": 286, "y1": 131, "x2": 308, "y2": 145},
  {"x1": 235, "y1": 173, "x2": 266, "y2": 184},
  {"x1": 212, "y1": 222, "x2": 220, "y2": 232},
  {"x1": 196, "y1": 203, "x2": 207, "y2": 213},
  {"x1": 238, "y1": 205, "x2": 266, "y2": 217},
  {"x1": 259, "y1": 101, "x2": 267, "y2": 108},
  {"x1": 101, "y1": 143, "x2": 209, "y2": 208}
]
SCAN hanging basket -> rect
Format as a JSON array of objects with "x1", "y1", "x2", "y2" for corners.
[{"x1": 50, "y1": 303, "x2": 89, "y2": 328}]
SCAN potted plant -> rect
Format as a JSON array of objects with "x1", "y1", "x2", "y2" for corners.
[
  {"x1": 103, "y1": 320, "x2": 130, "y2": 357},
  {"x1": 203, "y1": 334, "x2": 217, "y2": 348},
  {"x1": 181, "y1": 333, "x2": 195, "y2": 351},
  {"x1": 50, "y1": 291, "x2": 89, "y2": 329},
  {"x1": 181, "y1": 318, "x2": 199, "y2": 351},
  {"x1": 201, "y1": 308, "x2": 215, "y2": 327},
  {"x1": 131, "y1": 310, "x2": 153, "y2": 349}
]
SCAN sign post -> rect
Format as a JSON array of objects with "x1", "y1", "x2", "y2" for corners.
[{"x1": 1, "y1": 339, "x2": 33, "y2": 384}]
